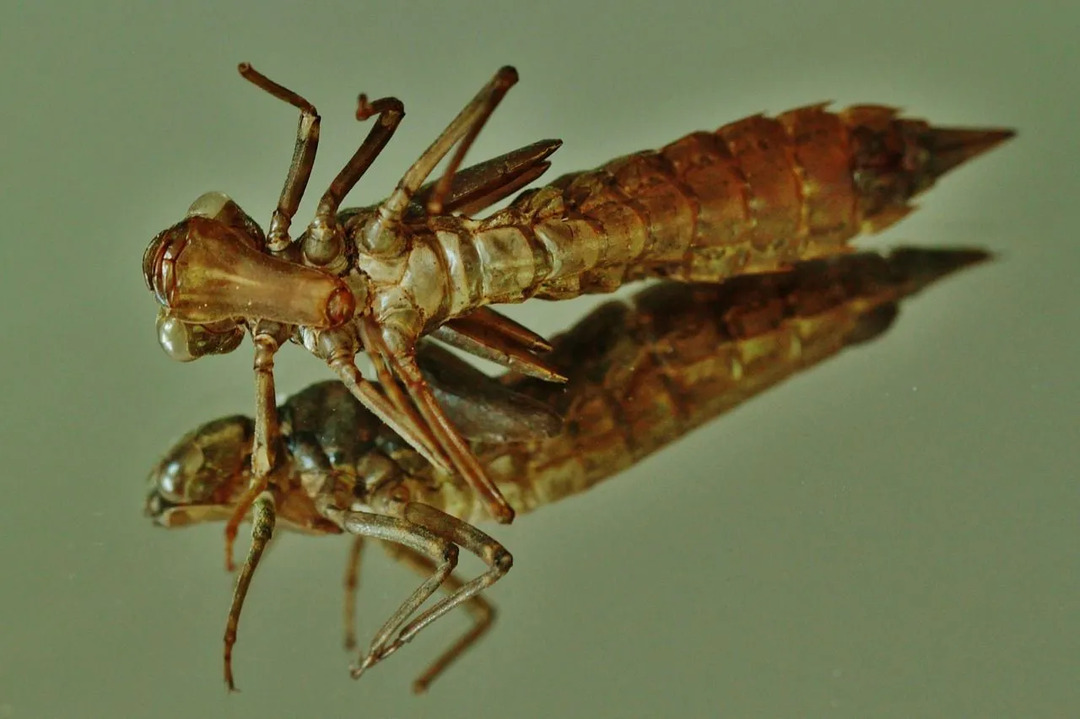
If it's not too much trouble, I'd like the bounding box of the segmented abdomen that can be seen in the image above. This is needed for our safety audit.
[413,248,986,522]
[257,250,985,524]
[468,104,939,302]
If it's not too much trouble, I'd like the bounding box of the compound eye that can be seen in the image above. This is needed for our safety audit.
[154,440,208,503]
[157,313,199,362]
[157,311,244,362]
[186,191,234,219]
[186,192,266,248]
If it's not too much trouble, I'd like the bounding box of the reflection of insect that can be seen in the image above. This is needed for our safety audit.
[141,63,1013,538]
[146,247,989,691]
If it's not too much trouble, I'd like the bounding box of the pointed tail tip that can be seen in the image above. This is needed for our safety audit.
[928,126,1016,180]
[890,246,994,289]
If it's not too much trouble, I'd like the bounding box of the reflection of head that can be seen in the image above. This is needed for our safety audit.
[144,415,253,528]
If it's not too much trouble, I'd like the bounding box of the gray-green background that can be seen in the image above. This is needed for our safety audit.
[1,1,1075,717]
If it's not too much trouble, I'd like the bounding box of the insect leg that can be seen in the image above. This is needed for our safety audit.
[343,536,366,650]
[356,320,441,457]
[301,96,408,270]
[362,66,519,253]
[320,329,453,473]
[238,63,320,252]
[416,341,564,442]
[223,490,277,691]
[355,502,511,689]
[315,95,405,219]
[223,323,287,570]
[379,539,496,694]
[372,324,516,523]
[362,321,555,444]
[424,67,519,215]
[249,327,283,477]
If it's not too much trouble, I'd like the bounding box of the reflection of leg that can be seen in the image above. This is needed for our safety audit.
[360,502,512,689]
[381,539,497,693]
[319,499,512,687]
[342,536,366,651]
[223,490,277,691]
[315,501,459,680]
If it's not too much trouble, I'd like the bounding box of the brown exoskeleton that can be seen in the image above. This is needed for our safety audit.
[146,247,989,691]
[142,63,1012,544]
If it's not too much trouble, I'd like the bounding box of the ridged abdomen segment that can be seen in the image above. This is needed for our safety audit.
[401,274,875,521]
[497,288,870,511]
[372,248,986,522]
[462,104,935,303]
[481,248,980,513]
